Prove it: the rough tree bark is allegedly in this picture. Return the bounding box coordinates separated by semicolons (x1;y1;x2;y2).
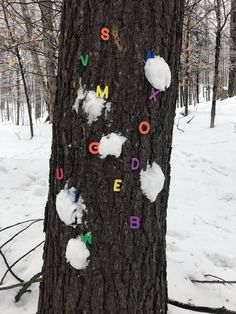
229;0;236;96
38;1;184;313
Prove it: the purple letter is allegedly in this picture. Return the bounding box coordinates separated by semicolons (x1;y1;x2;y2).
149;88;159;102
129;216;140;230
131;158;140;171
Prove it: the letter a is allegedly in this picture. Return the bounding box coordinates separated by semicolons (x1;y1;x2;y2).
96;85;109;99
129;216;140;230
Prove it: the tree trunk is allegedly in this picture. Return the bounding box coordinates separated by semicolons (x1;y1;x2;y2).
20;0;54;122
16;69;20;125
210;0;221;128
38;0;57;122
184;17;190;116
38;1;184;313
229;0;236;97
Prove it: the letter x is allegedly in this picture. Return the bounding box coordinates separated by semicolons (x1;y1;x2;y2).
149;88;159;102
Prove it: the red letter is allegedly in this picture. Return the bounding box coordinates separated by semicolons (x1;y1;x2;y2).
139;121;151;135
101;27;110;41
56;168;64;180
89;142;100;155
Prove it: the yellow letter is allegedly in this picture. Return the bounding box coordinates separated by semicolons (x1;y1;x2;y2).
113;179;122;192
96;85;109;99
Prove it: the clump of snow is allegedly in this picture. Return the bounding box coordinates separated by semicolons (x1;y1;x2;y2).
140;162;165;202
73;87;86;113
65;237;90;270
73;87;110;125
56;187;86;226
99;133;127;159
144;56;171;91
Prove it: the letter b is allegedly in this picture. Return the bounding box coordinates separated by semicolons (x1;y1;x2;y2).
129;216;140;230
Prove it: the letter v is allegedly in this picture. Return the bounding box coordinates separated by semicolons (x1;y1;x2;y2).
80;54;89;67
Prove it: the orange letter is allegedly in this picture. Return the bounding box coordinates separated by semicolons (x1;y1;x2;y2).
139;121;151;135
101;27;110;41
113;179;122;192
89;142;100;155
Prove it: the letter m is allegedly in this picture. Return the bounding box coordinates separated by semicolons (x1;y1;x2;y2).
96;85;109;99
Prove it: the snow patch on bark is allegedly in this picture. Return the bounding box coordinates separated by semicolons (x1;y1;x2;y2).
65;237;90;270
73;87;110;125
144;56;171;91
140;162;165;202
99;133;127;159
56;187;86;226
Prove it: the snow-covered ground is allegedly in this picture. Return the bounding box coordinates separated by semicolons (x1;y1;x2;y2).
0;98;235;313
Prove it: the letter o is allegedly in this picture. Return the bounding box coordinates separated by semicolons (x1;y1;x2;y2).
89;142;100;155
139;121;151;135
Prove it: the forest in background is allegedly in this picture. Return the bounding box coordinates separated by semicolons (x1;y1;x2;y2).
0;0;235;131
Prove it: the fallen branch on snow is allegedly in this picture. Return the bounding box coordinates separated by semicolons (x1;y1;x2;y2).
0;249;23;283
15;272;42;302
168;299;236;313
0;241;44;285
0;275;42;291
0;218;43;233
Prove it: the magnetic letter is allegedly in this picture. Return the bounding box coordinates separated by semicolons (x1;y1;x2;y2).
113;179;122;192
80;54;89;67
101;27;110;41
131;158;140;171
139;121;151;135
145;50;156;62
80;233;92;245
149;88;158;102
89;142;100;155
129;216;140;230
96;85;109;99
56;168;64;180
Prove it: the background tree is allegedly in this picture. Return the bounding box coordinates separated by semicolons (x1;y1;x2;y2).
37;0;184;313
210;0;231;128
229;0;236;96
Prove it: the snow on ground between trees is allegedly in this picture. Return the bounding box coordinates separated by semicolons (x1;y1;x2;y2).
65;237;90;270
0;97;236;313
144;55;171;91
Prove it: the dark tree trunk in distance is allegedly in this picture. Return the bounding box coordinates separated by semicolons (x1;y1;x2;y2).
38;0;184;313
229;0;236;97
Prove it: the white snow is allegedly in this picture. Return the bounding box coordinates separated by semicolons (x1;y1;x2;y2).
140;162;165;202
168;97;236;313
65;237;90;270
73;88;109;125
99;133;127;159
144;55;171;91
56;187;86;226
